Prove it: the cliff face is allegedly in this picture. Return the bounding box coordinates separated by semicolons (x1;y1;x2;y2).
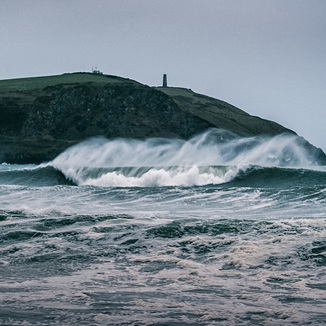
0;73;325;164
21;83;211;141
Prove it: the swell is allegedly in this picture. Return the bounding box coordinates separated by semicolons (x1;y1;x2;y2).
0;165;74;186
226;165;326;189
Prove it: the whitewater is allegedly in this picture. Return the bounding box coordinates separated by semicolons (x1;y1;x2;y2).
0;129;326;325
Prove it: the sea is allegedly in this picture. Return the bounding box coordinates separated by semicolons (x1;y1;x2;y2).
0;129;325;325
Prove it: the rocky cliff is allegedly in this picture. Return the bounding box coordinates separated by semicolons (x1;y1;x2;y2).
0;72;325;164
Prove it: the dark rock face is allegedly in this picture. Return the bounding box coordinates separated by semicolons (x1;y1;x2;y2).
0;73;325;164
22;83;211;140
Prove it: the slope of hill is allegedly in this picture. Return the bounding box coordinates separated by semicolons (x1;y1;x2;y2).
157;86;293;137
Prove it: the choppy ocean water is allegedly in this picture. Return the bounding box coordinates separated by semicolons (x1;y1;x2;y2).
0;130;326;325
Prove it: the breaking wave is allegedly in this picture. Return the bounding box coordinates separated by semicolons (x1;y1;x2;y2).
2;129;325;188
46;129;325;188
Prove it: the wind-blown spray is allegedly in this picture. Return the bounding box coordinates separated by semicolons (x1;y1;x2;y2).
51;129;323;187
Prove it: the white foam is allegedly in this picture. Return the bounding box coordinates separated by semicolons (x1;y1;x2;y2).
81;166;235;187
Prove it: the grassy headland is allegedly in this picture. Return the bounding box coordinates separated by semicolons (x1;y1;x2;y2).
1;72;325;164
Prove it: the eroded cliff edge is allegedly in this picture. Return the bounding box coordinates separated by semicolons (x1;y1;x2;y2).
0;73;325;164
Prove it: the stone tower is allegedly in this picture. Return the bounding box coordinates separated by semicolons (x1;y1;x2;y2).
163;74;167;87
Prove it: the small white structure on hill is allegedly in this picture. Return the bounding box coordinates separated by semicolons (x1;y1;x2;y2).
92;66;103;75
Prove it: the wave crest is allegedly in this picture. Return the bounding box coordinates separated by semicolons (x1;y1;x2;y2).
48;129;325;187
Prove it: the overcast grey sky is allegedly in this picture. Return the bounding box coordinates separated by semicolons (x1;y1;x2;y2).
1;0;325;151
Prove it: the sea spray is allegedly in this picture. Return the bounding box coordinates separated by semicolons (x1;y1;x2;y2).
49;129;323;187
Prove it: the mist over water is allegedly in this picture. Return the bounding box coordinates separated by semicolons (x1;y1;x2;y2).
51;129;323;187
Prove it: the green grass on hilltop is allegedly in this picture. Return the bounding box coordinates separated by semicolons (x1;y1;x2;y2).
0;73;136;92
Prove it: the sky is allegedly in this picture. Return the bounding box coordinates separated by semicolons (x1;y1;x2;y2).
1;0;325;152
